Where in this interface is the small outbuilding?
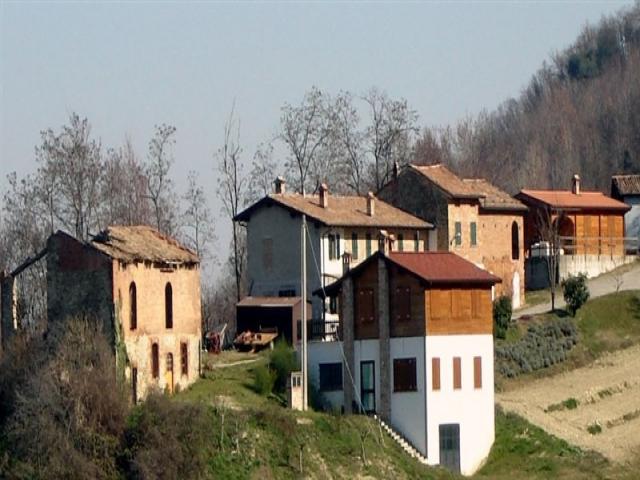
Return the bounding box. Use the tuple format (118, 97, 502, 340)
(236, 296, 311, 344)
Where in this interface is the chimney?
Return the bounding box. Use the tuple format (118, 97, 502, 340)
(274, 176, 286, 194)
(319, 183, 329, 208)
(572, 174, 581, 195)
(377, 230, 394, 256)
(367, 192, 375, 217)
(342, 252, 352, 275)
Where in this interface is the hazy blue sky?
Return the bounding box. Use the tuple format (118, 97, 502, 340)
(0, 0, 633, 261)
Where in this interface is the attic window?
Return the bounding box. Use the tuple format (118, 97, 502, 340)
(165, 283, 173, 329)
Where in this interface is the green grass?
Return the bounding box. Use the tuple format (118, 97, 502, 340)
(520, 288, 559, 310)
(546, 397, 579, 413)
(476, 410, 613, 479)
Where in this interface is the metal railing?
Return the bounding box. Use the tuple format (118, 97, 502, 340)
(298, 319, 341, 341)
(558, 236, 639, 256)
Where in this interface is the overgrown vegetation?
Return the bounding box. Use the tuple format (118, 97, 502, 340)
(251, 341, 298, 398)
(562, 274, 590, 316)
(546, 397, 579, 413)
(495, 317, 578, 378)
(493, 296, 513, 340)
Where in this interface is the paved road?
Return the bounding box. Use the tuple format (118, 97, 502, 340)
(515, 260, 640, 318)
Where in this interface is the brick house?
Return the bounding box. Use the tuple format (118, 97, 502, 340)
(516, 175, 632, 282)
(46, 226, 202, 402)
(234, 179, 433, 333)
(308, 238, 500, 475)
(378, 164, 526, 308)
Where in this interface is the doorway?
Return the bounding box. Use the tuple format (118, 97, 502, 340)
(360, 360, 375, 414)
(439, 424, 461, 473)
(165, 353, 174, 394)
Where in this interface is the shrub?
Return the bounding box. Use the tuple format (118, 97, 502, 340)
(493, 295, 513, 339)
(587, 423, 602, 435)
(562, 273, 590, 315)
(269, 341, 298, 393)
(495, 317, 578, 378)
(252, 365, 276, 396)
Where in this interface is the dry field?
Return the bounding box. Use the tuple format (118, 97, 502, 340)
(498, 343, 640, 463)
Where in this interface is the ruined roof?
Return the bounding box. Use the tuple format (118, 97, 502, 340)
(612, 174, 640, 197)
(90, 225, 199, 264)
(317, 250, 500, 297)
(462, 178, 527, 212)
(409, 164, 483, 199)
(237, 296, 302, 308)
(516, 190, 629, 212)
(234, 193, 432, 229)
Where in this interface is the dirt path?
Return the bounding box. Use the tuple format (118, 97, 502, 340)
(497, 344, 640, 463)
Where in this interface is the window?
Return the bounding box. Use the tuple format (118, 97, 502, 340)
(414, 232, 420, 252)
(366, 233, 372, 257)
(129, 282, 137, 330)
(165, 283, 173, 329)
(511, 221, 519, 260)
(351, 233, 359, 260)
(181, 342, 188, 376)
(131, 367, 138, 404)
(262, 238, 273, 270)
(454, 222, 462, 246)
(319, 363, 343, 391)
(453, 357, 461, 390)
(151, 343, 159, 379)
(473, 356, 482, 389)
(395, 287, 411, 322)
(328, 234, 341, 260)
(329, 296, 338, 314)
(356, 288, 375, 323)
(470, 222, 477, 246)
(393, 358, 417, 392)
(397, 233, 404, 251)
(432, 357, 441, 391)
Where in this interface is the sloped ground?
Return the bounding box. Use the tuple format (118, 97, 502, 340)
(498, 343, 640, 463)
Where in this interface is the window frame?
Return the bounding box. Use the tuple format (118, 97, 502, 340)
(511, 221, 520, 260)
(181, 342, 188, 377)
(473, 356, 482, 389)
(395, 286, 411, 322)
(356, 288, 375, 324)
(453, 357, 461, 390)
(151, 343, 159, 379)
(454, 222, 462, 246)
(351, 232, 359, 260)
(319, 362, 343, 392)
(393, 357, 417, 392)
(432, 357, 441, 391)
(129, 282, 137, 330)
(365, 233, 372, 257)
(165, 282, 173, 329)
(470, 222, 477, 247)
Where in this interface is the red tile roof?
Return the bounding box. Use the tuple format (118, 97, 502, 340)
(410, 164, 482, 199)
(517, 189, 629, 211)
(389, 252, 501, 285)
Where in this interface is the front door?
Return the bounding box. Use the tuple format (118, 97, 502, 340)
(360, 361, 375, 414)
(165, 353, 174, 394)
(439, 424, 460, 473)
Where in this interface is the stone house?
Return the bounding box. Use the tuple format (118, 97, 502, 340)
(234, 179, 433, 333)
(611, 174, 640, 240)
(378, 164, 526, 308)
(516, 175, 632, 282)
(46, 226, 202, 402)
(308, 238, 500, 475)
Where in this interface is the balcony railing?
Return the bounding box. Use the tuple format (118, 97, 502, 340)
(298, 319, 341, 341)
(558, 236, 639, 256)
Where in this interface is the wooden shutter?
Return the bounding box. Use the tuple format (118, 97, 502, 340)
(453, 357, 461, 390)
(393, 358, 417, 392)
(357, 288, 375, 323)
(473, 356, 482, 389)
(395, 287, 411, 322)
(432, 357, 441, 391)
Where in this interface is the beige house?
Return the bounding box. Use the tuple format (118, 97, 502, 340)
(46, 226, 202, 402)
(379, 164, 527, 308)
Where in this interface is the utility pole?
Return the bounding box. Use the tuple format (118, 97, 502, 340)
(301, 213, 308, 410)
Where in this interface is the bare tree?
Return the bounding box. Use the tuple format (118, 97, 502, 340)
(36, 113, 103, 240)
(279, 87, 332, 194)
(363, 88, 418, 191)
(247, 142, 278, 203)
(145, 124, 178, 235)
(334, 91, 366, 194)
(182, 171, 215, 262)
(536, 208, 564, 311)
(216, 106, 247, 301)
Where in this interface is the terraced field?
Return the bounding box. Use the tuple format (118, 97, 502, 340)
(498, 344, 640, 463)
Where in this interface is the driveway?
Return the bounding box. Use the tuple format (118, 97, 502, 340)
(515, 260, 640, 318)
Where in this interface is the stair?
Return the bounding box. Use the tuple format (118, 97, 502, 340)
(374, 415, 429, 465)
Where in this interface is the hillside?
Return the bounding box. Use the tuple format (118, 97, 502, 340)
(415, 3, 640, 194)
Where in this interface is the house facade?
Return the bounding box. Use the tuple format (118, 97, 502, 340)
(378, 164, 526, 308)
(46, 226, 202, 402)
(307, 242, 500, 476)
(516, 175, 632, 282)
(611, 174, 640, 240)
(234, 180, 433, 328)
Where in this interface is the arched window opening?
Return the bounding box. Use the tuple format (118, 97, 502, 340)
(165, 283, 173, 329)
(129, 282, 137, 330)
(511, 222, 520, 260)
(151, 343, 159, 379)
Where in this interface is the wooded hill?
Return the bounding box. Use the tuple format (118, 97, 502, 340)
(414, 3, 640, 194)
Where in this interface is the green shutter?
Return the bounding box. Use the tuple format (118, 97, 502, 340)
(470, 222, 477, 246)
(455, 222, 462, 246)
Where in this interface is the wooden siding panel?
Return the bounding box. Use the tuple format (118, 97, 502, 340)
(389, 264, 426, 337)
(427, 288, 493, 335)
